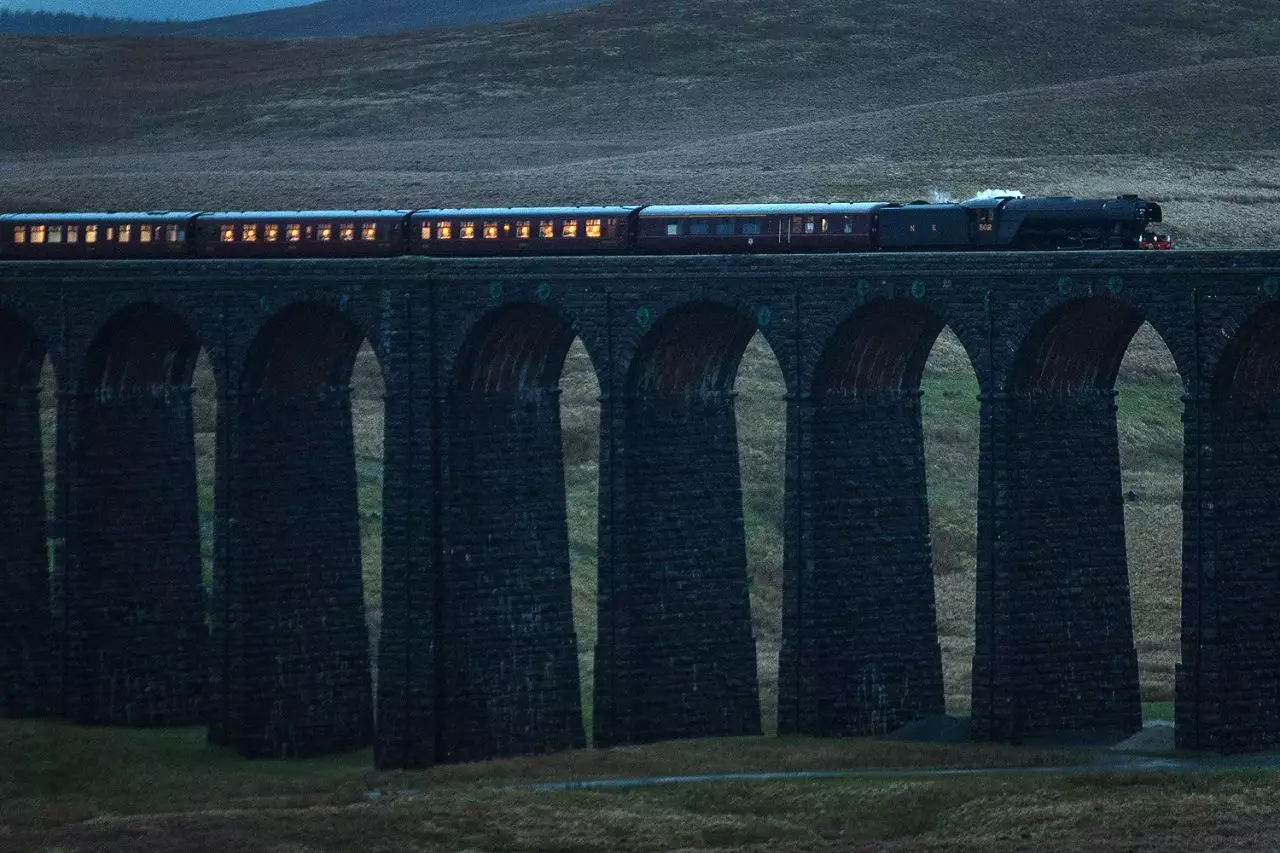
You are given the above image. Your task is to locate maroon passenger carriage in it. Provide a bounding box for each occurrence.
[636,203,886,252]
[0,211,197,259]
[408,207,638,255]
[194,210,412,257]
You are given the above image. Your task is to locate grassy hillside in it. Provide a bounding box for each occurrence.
[3,0,1279,148]
[7,0,1275,732]
[16,720,1280,852]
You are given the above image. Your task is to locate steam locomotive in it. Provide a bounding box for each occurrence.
[0,194,1169,260]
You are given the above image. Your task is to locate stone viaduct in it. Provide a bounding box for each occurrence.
[1,251,1279,768]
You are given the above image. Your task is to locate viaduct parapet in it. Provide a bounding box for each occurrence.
[1,251,1278,766]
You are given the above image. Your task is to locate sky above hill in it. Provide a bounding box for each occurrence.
[0,0,309,20]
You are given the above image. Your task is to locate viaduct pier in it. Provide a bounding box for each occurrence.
[1,250,1278,768]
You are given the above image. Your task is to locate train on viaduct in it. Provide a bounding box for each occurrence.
[0,249,1278,769]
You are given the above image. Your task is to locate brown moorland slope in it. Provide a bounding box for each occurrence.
[2,0,1280,149]
[1,0,1277,728]
[5,4,1280,849]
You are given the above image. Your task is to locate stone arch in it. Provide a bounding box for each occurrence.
[1009,297,1145,393]
[1212,302,1280,399]
[1192,301,1280,750]
[781,299,948,737]
[454,302,580,395]
[242,302,370,395]
[1103,322,1186,719]
[599,300,763,747]
[438,303,589,761]
[625,301,760,395]
[0,308,51,718]
[812,299,946,397]
[225,301,375,758]
[68,302,208,726]
[0,310,45,393]
[82,303,202,400]
[977,295,1157,742]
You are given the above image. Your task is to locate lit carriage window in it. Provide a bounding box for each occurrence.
[85,225,98,243]
[804,217,816,234]
[842,218,853,234]
[120,224,133,242]
[318,224,333,241]
[820,218,829,233]
[47,225,63,244]
[714,220,733,235]
[483,221,498,239]
[502,222,511,235]
[562,220,579,238]
[437,221,452,239]
[166,224,178,242]
[665,222,680,236]
[139,225,152,243]
[690,221,709,236]
[339,223,355,242]
[740,220,762,235]
[12,225,26,243]
[287,224,302,242]
[420,222,432,239]
[516,221,531,238]
[264,224,279,242]
[460,221,476,239]
[220,224,235,243]
[65,225,78,243]
[585,218,602,238]
[362,223,377,241]
[243,224,258,243]
[30,224,46,243]
[539,220,554,238]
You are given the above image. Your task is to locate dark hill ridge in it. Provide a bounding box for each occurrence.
[166,0,609,37]
[0,0,606,37]
[2,0,1279,152]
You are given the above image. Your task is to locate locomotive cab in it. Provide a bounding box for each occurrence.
[960,197,1015,248]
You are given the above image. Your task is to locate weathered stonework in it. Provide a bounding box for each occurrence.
[224,390,373,758]
[65,393,206,725]
[781,392,944,736]
[0,252,1276,765]
[0,385,50,718]
[438,388,584,760]
[973,390,1141,741]
[597,390,762,745]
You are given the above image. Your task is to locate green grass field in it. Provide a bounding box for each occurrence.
[3,719,1278,851]
[6,0,1280,844]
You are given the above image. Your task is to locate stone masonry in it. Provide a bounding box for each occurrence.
[0,253,1277,766]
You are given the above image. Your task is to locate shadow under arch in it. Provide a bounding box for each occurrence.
[1010,297,1145,394]
[781,298,948,738]
[597,301,763,747]
[242,302,372,395]
[437,302,587,762]
[0,309,52,719]
[68,302,207,727]
[1212,302,1280,399]
[976,295,1151,743]
[1188,301,1280,751]
[625,301,762,395]
[222,301,374,758]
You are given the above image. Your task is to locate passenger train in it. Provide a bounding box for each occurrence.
[0,194,1170,259]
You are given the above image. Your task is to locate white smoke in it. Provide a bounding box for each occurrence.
[969,188,1025,200]
[925,187,1026,203]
